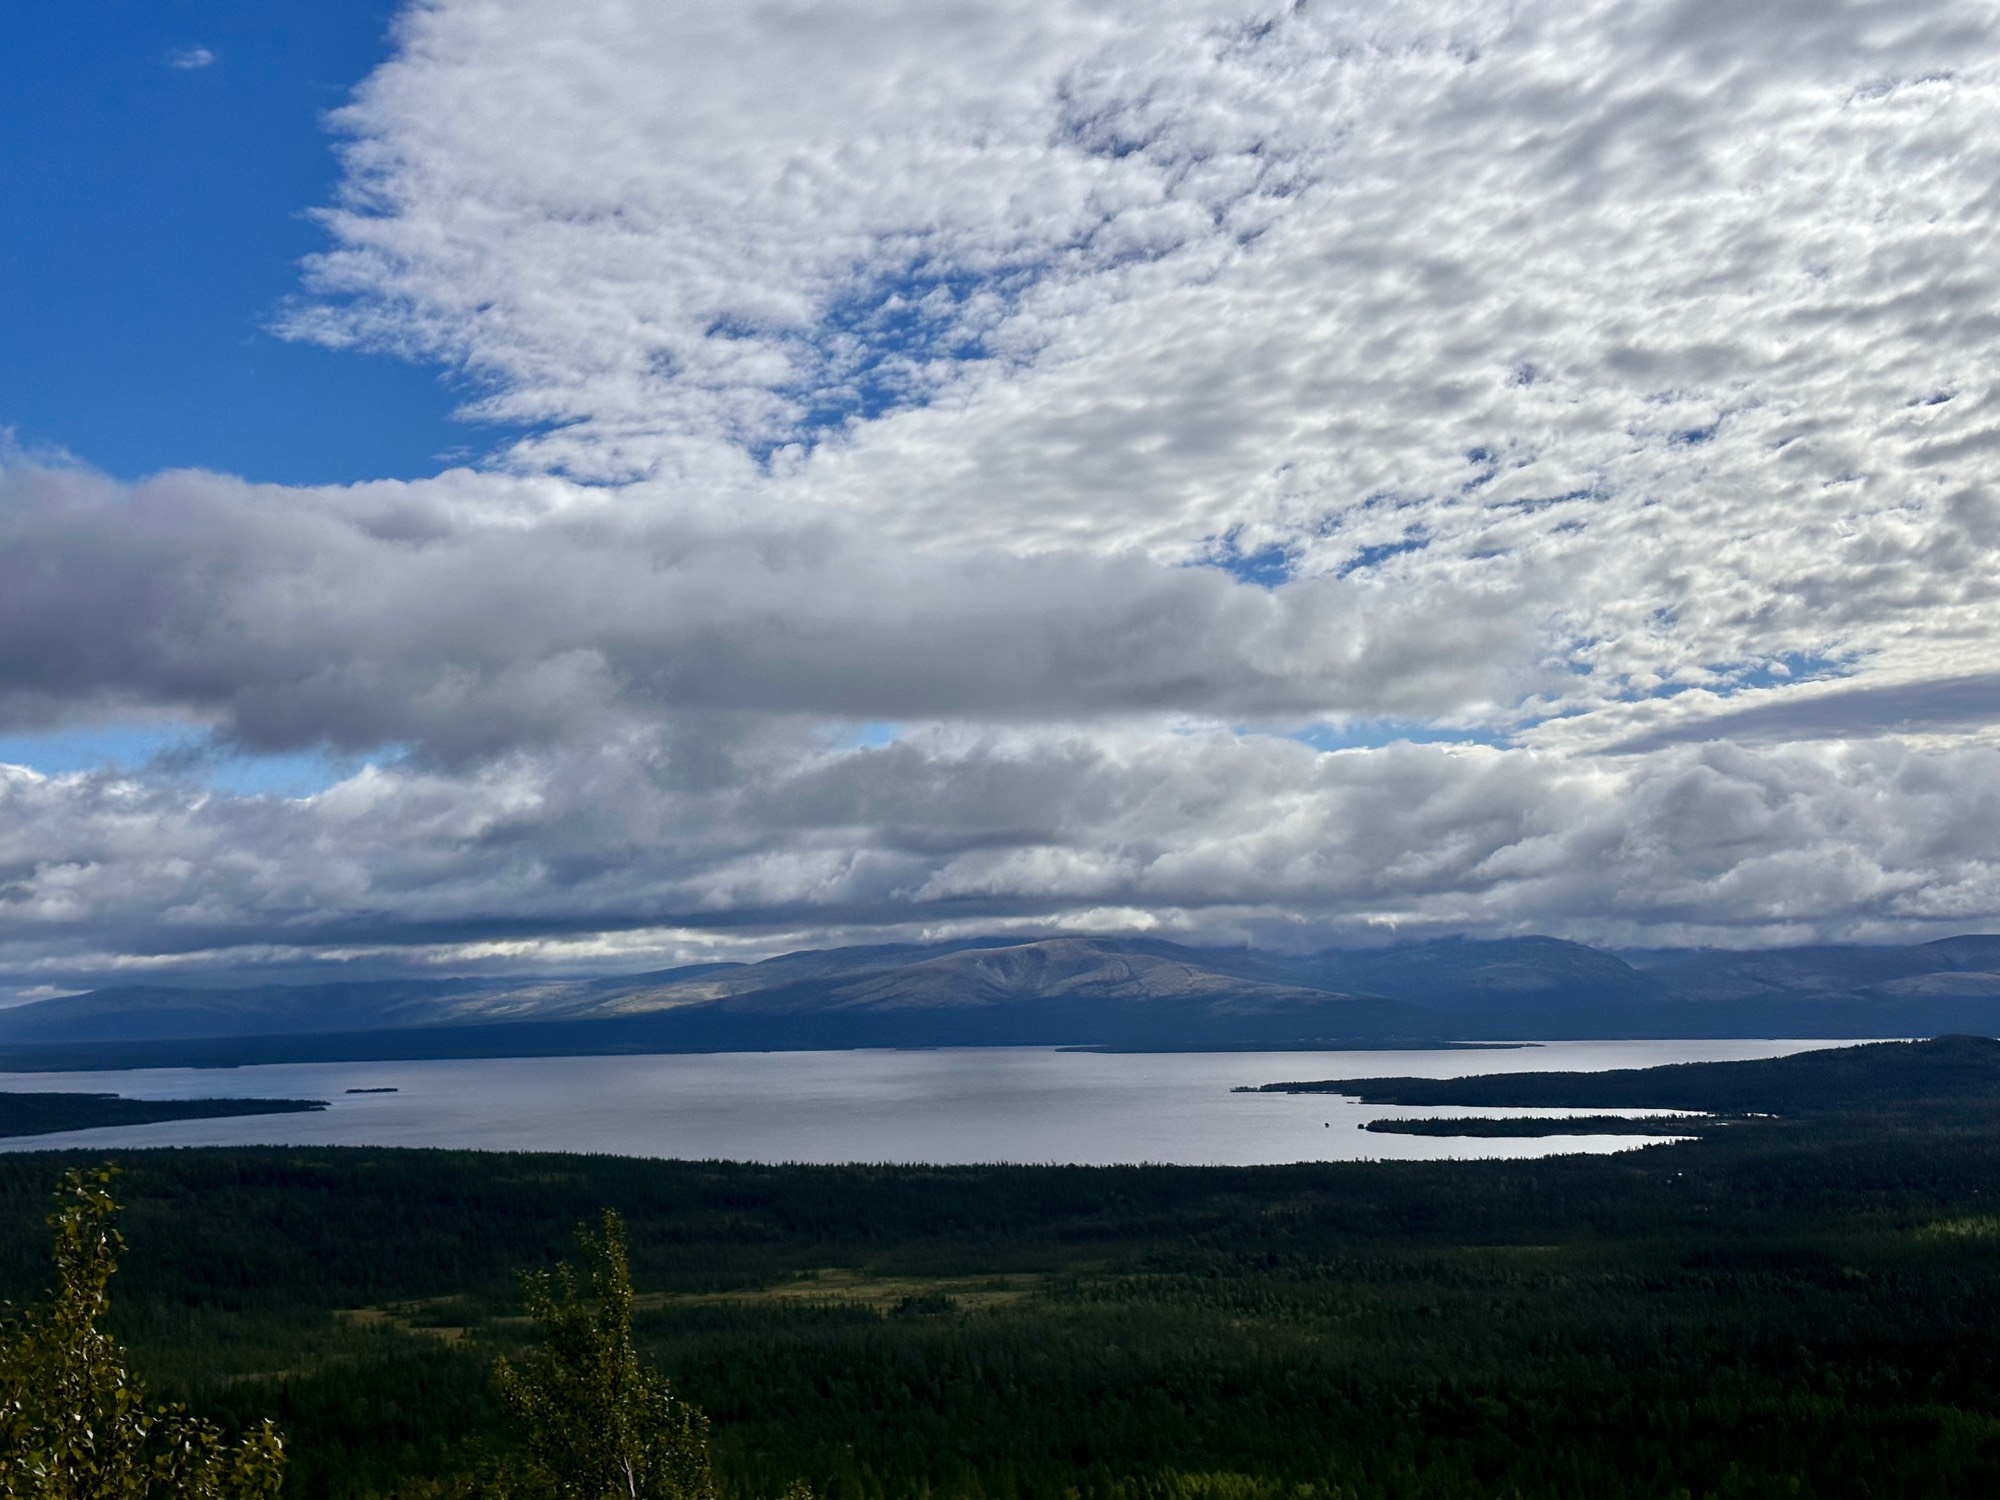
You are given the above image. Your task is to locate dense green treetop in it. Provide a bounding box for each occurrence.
[0,1167,285,1500]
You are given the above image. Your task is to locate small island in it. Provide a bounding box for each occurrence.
[0,1091,328,1139]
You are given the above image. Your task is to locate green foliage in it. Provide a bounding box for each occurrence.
[3,1114,2000,1496]
[491,1212,716,1500]
[0,1166,285,1500]
[1265,1034,2000,1115]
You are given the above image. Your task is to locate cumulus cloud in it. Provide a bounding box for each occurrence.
[7,729,2000,987]
[1613,673,2000,751]
[0,460,1540,758]
[9,0,2000,979]
[284,0,2000,698]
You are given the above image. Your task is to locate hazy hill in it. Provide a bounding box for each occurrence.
[1290,936,1664,1031]
[1,932,1997,1066]
[1627,934,2000,1000]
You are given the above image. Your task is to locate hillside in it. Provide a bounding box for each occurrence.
[1,932,1997,1067]
[0,937,1428,1066]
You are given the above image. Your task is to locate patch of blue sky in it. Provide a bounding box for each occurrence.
[1214,545,1295,588]
[1711,652,1853,694]
[1490,486,1604,517]
[751,264,1025,463]
[1335,535,1430,579]
[818,722,909,754]
[0,726,352,798]
[1191,526,1296,588]
[1563,644,1602,677]
[1279,721,1512,752]
[766,219,1212,462]
[1195,517,1439,587]
[1603,653,1854,706]
[1633,680,1704,701]
[193,749,357,798]
[0,726,186,777]
[0,3,520,486]
[848,722,906,750]
[1459,447,1501,493]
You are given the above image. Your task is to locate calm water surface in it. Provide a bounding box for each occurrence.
[0,1039,1860,1164]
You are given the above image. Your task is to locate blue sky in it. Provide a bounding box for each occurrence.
[0,5,450,798]
[0,725,349,797]
[0,3,470,484]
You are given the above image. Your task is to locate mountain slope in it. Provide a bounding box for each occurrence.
[1294,937,1664,1025]
[0,936,1423,1054]
[3,932,1999,1064]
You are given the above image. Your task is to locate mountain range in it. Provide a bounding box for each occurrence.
[2,932,1999,1068]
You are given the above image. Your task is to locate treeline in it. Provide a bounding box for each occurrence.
[1255,1034,2000,1114]
[1,1106,1999,1496]
[0,1091,325,1138]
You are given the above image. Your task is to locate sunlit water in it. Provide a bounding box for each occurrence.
[0,1039,1869,1165]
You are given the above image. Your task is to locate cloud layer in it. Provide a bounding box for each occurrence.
[8,0,2000,983]
[9,730,2000,982]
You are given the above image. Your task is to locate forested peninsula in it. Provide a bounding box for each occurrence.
[0,1091,326,1138]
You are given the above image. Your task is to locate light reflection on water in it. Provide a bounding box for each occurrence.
[0,1040,1858,1166]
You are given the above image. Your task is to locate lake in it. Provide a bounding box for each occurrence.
[0,1039,1862,1164]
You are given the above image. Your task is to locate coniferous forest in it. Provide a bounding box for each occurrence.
[2,1043,2000,1498]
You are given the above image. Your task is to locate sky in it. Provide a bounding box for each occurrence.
[5,0,2000,995]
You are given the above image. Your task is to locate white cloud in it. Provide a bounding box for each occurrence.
[165,46,216,71]
[6,728,2000,984]
[0,460,1541,754]
[285,0,2000,695]
[11,0,2000,976]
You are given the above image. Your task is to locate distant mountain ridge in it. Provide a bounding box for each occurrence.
[2,932,1998,1068]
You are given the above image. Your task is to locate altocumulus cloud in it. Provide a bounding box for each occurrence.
[8,0,2000,983]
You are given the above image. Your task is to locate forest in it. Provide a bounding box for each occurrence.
[0,1039,1998,1497]
[0,1091,325,1137]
